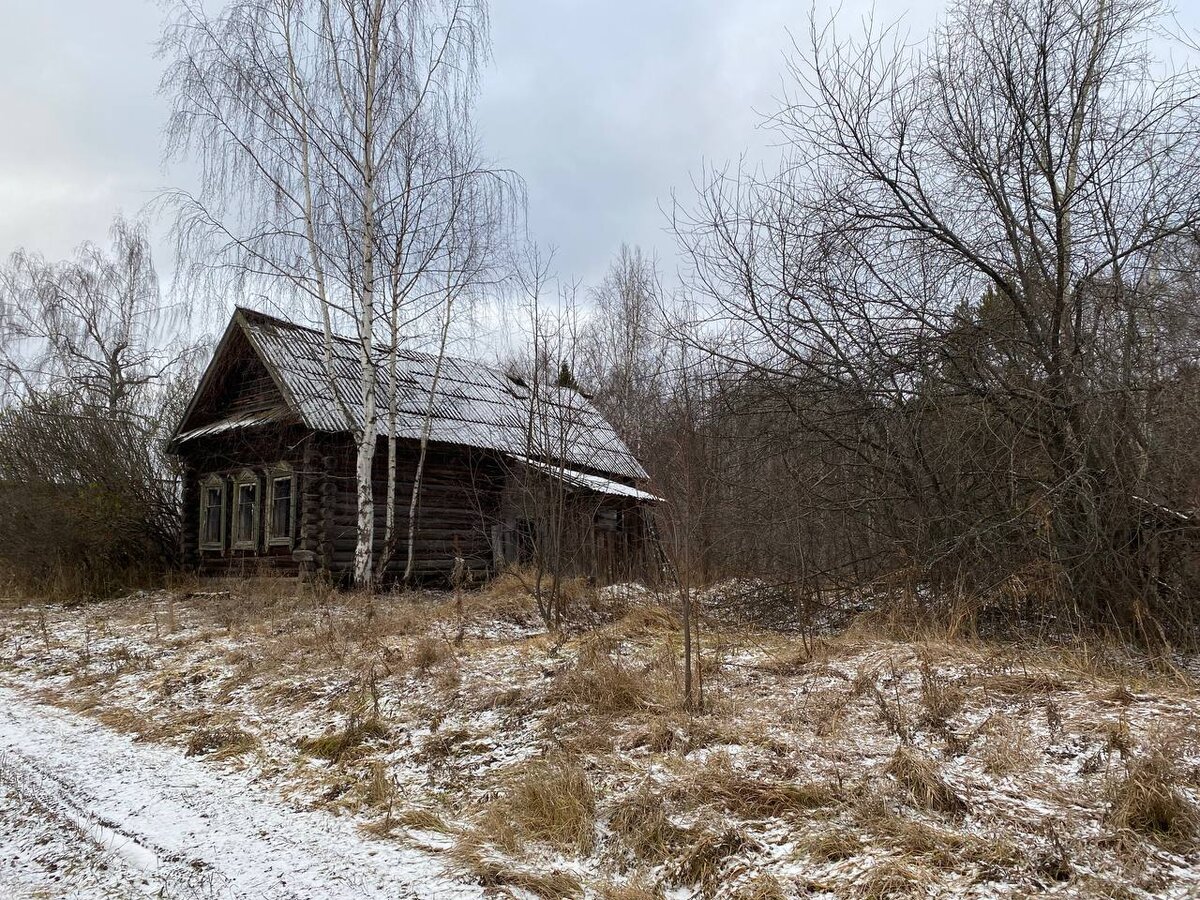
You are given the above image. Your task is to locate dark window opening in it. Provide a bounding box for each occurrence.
[234,481,258,548]
[270,475,293,543]
[595,508,621,531]
[202,485,224,547]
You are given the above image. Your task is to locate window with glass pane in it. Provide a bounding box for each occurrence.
[235,482,257,545]
[203,486,223,546]
[271,476,292,541]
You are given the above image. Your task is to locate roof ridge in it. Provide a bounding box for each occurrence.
[234,304,514,380]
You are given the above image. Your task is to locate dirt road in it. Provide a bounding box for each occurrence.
[0,686,477,899]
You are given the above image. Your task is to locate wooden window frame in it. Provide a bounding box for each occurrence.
[199,474,227,551]
[231,470,261,551]
[267,464,296,548]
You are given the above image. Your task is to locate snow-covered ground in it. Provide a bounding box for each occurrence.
[0,685,478,899]
[1,585,1198,898]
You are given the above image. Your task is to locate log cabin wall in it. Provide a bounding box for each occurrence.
[494,466,656,584]
[321,436,503,583]
[179,428,507,584]
[177,425,325,579]
[179,426,653,585]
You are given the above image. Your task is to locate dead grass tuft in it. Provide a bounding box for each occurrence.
[550,645,659,714]
[596,881,661,900]
[979,718,1035,777]
[983,671,1066,696]
[801,827,863,862]
[696,754,844,819]
[1106,748,1200,851]
[885,746,968,815]
[595,883,662,900]
[410,636,448,673]
[669,827,758,890]
[482,755,596,854]
[918,660,965,726]
[451,840,583,899]
[1101,714,1134,758]
[614,603,680,636]
[185,725,258,760]
[609,783,693,864]
[363,759,395,808]
[731,873,789,899]
[393,806,455,833]
[619,715,688,754]
[298,716,389,762]
[856,858,928,899]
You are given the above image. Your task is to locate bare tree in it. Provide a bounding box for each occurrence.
[577,244,669,457]
[0,219,197,596]
[160,0,499,588]
[0,216,187,411]
[672,0,1200,639]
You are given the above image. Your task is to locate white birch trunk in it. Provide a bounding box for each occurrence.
[352,0,383,589]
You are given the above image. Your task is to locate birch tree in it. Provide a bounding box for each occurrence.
[161,0,495,587]
[0,216,185,412]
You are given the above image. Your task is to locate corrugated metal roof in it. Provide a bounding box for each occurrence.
[237,308,649,482]
[509,455,662,502]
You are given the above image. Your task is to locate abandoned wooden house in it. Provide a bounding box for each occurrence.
[168,307,659,584]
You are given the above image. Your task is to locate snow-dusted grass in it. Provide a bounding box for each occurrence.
[1,580,1198,898]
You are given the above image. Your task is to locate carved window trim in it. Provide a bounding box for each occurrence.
[232,470,261,551]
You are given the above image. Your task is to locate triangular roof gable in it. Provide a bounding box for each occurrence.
[168,309,304,447]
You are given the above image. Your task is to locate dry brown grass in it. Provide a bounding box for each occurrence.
[595,881,661,900]
[1106,747,1200,851]
[392,806,454,833]
[409,636,448,673]
[982,671,1068,696]
[800,827,864,862]
[668,826,758,890]
[918,660,965,726]
[611,603,680,637]
[855,858,929,899]
[608,783,694,864]
[884,747,968,816]
[1100,714,1134,758]
[185,725,258,760]
[618,714,690,754]
[6,584,1200,899]
[549,643,663,714]
[451,839,584,899]
[298,716,389,762]
[731,873,789,899]
[690,753,845,820]
[979,717,1035,777]
[871,811,982,869]
[479,755,597,854]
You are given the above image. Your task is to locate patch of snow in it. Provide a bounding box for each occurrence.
[0,686,479,900]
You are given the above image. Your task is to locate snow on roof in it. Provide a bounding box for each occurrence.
[187,307,649,483]
[509,454,662,502]
[174,410,287,444]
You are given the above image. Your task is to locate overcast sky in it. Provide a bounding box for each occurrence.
[0,0,928,295]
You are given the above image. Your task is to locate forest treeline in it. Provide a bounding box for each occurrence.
[2,0,1200,646]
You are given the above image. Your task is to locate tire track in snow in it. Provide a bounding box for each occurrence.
[0,686,480,899]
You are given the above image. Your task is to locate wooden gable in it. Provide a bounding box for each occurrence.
[171,315,298,445]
